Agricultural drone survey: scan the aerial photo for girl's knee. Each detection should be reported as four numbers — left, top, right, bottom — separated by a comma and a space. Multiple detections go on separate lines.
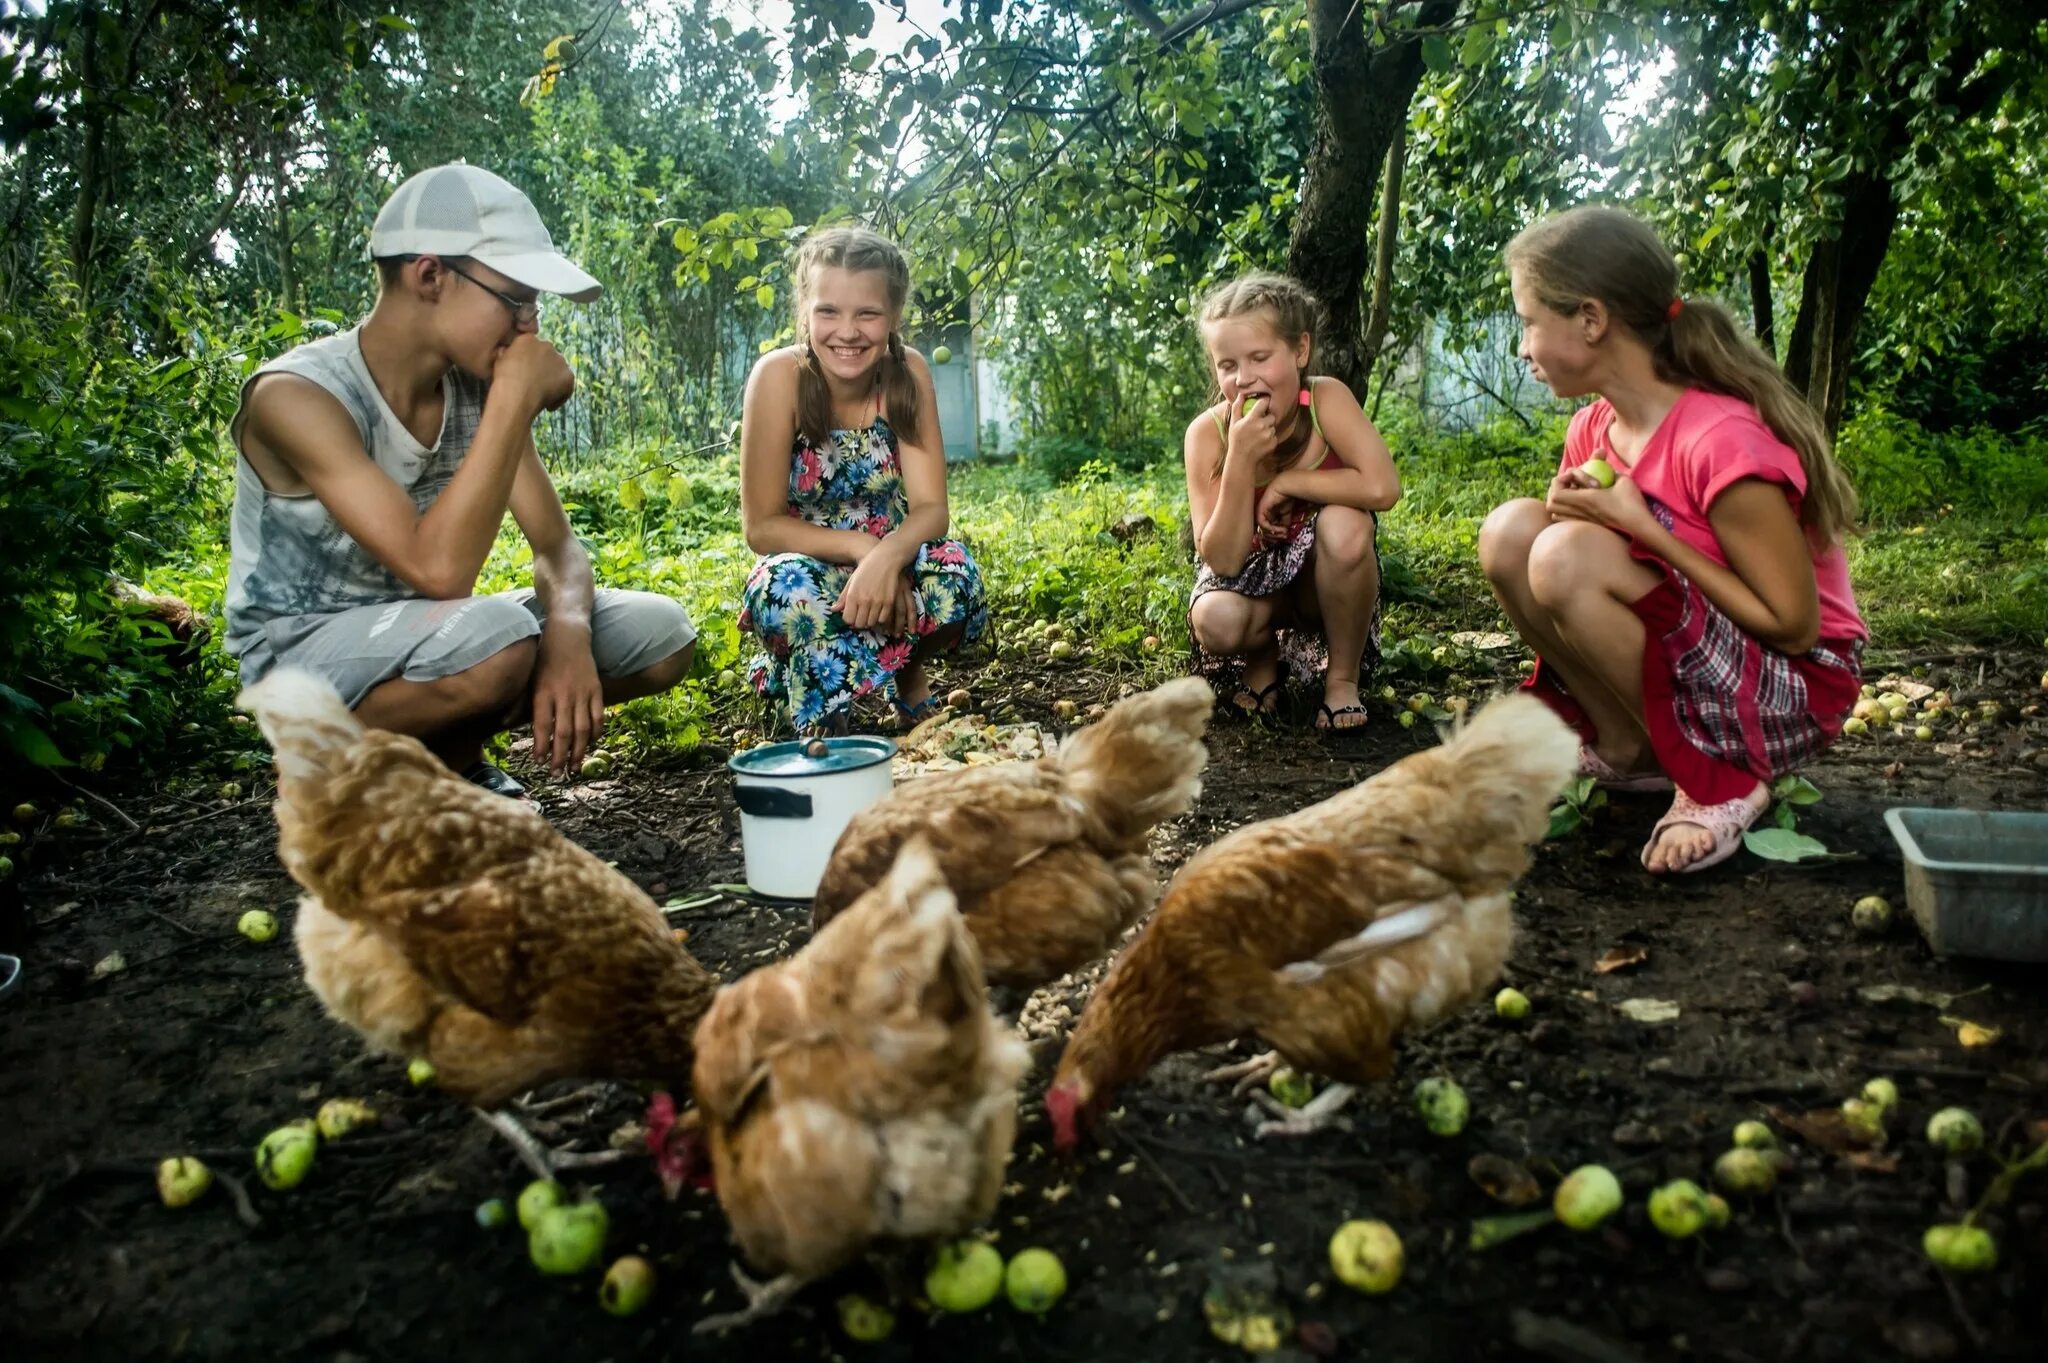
1524, 520, 1623, 610
1190, 595, 1251, 655
1478, 499, 1550, 582
1316, 507, 1374, 569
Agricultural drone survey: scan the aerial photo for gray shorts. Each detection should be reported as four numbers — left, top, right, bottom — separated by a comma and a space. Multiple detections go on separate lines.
237, 589, 696, 708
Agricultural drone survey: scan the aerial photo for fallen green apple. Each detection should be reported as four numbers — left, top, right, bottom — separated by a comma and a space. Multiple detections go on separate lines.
599, 1255, 656, 1315
1004, 1247, 1068, 1314
1851, 895, 1891, 934
1731, 1120, 1778, 1151
315, 1098, 376, 1140
1553, 1165, 1623, 1230
1923, 1223, 1996, 1273
1328, 1219, 1403, 1294
1925, 1107, 1984, 1156
475, 1197, 512, 1230
579, 753, 613, 780
1713, 1147, 1777, 1195
837, 1292, 896, 1341
529, 1202, 608, 1275
517, 1178, 565, 1230
1841, 1096, 1887, 1143
157, 1155, 214, 1208
238, 909, 279, 943
254, 1124, 317, 1191
1494, 987, 1531, 1021
407, 1057, 437, 1087
1267, 1067, 1314, 1108
1647, 1179, 1709, 1238
1861, 1077, 1900, 1114
13, 802, 39, 824
925, 1240, 1004, 1313
1413, 1077, 1469, 1137
1703, 1193, 1732, 1230
1581, 458, 1618, 488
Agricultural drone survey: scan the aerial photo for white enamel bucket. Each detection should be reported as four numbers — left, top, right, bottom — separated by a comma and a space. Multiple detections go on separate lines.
727, 735, 898, 899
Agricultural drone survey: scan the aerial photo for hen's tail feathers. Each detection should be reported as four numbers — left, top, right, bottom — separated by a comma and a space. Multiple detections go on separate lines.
825, 836, 987, 1020
238, 668, 366, 787
1052, 676, 1214, 844
1429, 692, 1580, 843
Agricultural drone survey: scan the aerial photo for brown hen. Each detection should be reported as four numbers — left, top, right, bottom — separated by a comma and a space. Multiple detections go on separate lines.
689, 836, 1029, 1332
811, 676, 1213, 989
239, 669, 717, 1176
1045, 692, 1577, 1147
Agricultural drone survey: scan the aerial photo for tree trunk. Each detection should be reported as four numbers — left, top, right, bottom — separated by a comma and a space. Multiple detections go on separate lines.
1782, 170, 1898, 437
69, 2, 104, 292
1288, 0, 1457, 391
1746, 247, 1774, 356
1360, 131, 1407, 395
271, 144, 298, 313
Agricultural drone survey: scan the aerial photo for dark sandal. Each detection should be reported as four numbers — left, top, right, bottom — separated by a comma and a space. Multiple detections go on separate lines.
889, 692, 943, 727
1227, 678, 1285, 720
1313, 703, 1369, 734
461, 759, 530, 799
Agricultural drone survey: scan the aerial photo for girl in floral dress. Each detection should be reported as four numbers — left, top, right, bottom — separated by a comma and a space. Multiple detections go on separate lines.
737, 227, 987, 734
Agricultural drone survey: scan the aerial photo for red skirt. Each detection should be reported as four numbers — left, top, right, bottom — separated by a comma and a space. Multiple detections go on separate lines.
1526, 572, 1863, 805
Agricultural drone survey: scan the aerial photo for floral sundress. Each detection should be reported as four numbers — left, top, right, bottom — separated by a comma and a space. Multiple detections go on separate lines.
740, 416, 987, 732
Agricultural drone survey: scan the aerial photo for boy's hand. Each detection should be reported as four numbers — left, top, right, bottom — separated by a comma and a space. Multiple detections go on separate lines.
531, 627, 604, 774
495, 334, 576, 415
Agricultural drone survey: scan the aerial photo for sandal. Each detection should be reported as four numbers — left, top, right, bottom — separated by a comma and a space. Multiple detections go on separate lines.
1641, 790, 1767, 874
889, 692, 942, 728
1313, 703, 1369, 734
1579, 746, 1674, 793
1227, 677, 1286, 721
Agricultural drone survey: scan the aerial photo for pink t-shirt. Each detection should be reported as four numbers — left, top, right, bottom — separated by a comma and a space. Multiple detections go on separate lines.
1563, 389, 1867, 643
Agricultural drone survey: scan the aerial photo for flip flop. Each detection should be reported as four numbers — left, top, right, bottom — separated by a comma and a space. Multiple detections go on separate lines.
1314, 703, 1369, 734
1226, 677, 1285, 721
1641, 790, 1767, 874
889, 692, 942, 728
1579, 746, 1674, 793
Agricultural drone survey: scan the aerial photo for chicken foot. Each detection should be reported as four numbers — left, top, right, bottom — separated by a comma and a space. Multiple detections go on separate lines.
477, 1109, 633, 1183
1200, 1049, 1285, 1095
691, 1263, 808, 1335
1246, 1082, 1357, 1139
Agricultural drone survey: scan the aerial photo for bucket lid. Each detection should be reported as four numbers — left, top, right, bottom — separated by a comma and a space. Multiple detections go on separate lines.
728, 735, 897, 779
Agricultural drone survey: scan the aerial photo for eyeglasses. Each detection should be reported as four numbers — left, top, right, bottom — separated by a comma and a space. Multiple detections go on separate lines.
442, 260, 542, 326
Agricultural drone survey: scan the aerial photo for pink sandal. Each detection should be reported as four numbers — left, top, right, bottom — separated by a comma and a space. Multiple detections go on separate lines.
1578, 746, 1674, 793
1641, 790, 1767, 874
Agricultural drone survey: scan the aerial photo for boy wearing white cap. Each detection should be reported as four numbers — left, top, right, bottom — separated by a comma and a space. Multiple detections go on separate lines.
225, 164, 695, 797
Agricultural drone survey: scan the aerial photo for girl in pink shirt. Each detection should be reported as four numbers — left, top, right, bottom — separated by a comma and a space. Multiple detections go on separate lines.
1479, 206, 1866, 875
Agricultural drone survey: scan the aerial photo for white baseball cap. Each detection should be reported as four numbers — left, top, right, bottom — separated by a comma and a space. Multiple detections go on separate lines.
369, 163, 601, 302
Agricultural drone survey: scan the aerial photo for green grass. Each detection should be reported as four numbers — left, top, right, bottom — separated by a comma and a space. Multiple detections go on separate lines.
128, 417, 2048, 772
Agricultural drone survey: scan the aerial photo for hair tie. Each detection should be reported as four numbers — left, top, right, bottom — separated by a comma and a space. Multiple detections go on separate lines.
1665, 298, 1684, 322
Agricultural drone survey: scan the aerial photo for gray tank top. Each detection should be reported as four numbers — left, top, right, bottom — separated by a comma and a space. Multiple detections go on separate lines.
223, 326, 487, 659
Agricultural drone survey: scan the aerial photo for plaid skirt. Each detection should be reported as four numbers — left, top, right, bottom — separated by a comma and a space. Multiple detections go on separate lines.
1187, 510, 1383, 690
1526, 570, 1863, 805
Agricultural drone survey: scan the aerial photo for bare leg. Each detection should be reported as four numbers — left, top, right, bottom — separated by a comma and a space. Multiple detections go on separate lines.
1192, 591, 1283, 714
353, 640, 538, 771
1479, 501, 1659, 770
1296, 507, 1377, 728
693, 1264, 808, 1335
599, 642, 695, 705
896, 622, 965, 712
1248, 1083, 1358, 1139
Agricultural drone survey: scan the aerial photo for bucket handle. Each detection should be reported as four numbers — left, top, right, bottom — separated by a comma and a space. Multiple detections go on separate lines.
732, 781, 813, 819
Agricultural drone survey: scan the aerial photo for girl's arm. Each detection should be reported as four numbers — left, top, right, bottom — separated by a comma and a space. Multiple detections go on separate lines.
870, 347, 950, 564
1553, 473, 1822, 655
1184, 403, 1263, 578
1267, 379, 1401, 512
739, 350, 884, 565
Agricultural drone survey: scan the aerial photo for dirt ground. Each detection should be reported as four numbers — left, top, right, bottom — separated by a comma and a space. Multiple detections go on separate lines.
3, 651, 2047, 1363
